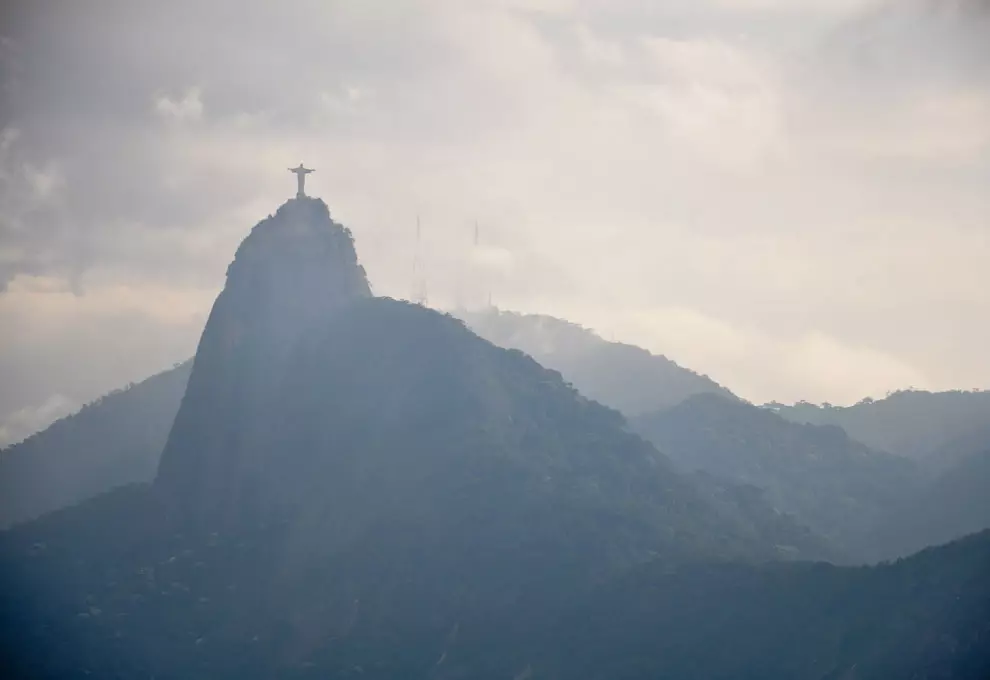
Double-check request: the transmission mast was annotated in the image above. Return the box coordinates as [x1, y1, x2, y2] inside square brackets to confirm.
[412, 215, 428, 306]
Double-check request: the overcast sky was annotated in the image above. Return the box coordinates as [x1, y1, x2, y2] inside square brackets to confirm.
[1, 0, 989, 444]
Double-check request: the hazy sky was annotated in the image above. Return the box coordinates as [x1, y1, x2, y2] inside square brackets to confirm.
[1, 0, 989, 444]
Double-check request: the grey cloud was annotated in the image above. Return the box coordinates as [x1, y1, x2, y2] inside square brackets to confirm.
[1, 0, 989, 428]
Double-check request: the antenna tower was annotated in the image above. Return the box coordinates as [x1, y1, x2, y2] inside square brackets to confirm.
[474, 220, 494, 309]
[412, 215, 428, 305]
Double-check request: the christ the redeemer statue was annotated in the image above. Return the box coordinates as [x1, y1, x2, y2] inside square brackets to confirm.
[289, 163, 315, 198]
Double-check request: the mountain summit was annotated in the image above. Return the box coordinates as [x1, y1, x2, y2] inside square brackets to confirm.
[155, 197, 371, 523]
[152, 194, 760, 561]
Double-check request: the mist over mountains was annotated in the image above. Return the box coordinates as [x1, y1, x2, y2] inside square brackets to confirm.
[461, 308, 734, 416]
[3, 0, 990, 675]
[1, 193, 989, 678]
[3, 277, 990, 559]
[632, 393, 923, 555]
[769, 390, 990, 464]
[0, 363, 191, 528]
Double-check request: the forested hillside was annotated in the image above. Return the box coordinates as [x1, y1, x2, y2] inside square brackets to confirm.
[3, 487, 986, 679]
[532, 530, 990, 679]
[0, 362, 191, 528]
[632, 393, 922, 551]
[769, 390, 990, 461]
[864, 448, 990, 561]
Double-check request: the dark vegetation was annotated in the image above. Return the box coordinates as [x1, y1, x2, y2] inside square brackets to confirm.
[864, 447, 990, 561]
[769, 390, 990, 461]
[2, 487, 988, 679]
[631, 394, 923, 554]
[533, 530, 990, 680]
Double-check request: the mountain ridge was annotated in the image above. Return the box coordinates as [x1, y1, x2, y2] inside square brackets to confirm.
[768, 389, 990, 460]
[0, 362, 191, 528]
[632, 392, 922, 552]
[459, 308, 734, 417]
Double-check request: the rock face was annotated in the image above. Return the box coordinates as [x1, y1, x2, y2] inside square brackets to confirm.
[155, 197, 371, 526]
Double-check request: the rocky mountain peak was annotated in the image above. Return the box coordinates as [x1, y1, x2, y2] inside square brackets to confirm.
[154, 197, 371, 522]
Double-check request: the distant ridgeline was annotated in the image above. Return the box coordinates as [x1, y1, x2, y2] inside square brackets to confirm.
[632, 394, 925, 560]
[768, 389, 990, 464]
[460, 308, 734, 416]
[0, 362, 191, 528]
[2, 192, 990, 678]
[0, 283, 736, 527]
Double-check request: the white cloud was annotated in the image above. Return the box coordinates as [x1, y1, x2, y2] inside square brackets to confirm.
[0, 393, 79, 448]
[709, 0, 882, 13]
[636, 37, 784, 170]
[543, 304, 930, 405]
[154, 86, 204, 123]
[1, 0, 989, 413]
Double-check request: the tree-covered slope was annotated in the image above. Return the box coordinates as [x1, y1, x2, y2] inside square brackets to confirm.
[157, 293, 774, 563]
[769, 390, 990, 461]
[459, 308, 733, 417]
[0, 296, 791, 679]
[0, 362, 191, 528]
[687, 471, 835, 561]
[528, 530, 990, 680]
[2, 485, 987, 679]
[632, 393, 922, 549]
[864, 447, 990, 561]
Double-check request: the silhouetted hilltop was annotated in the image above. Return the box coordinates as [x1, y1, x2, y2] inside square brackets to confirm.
[0, 362, 191, 528]
[769, 389, 990, 461]
[632, 393, 922, 551]
[155, 196, 371, 523]
[459, 308, 733, 416]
